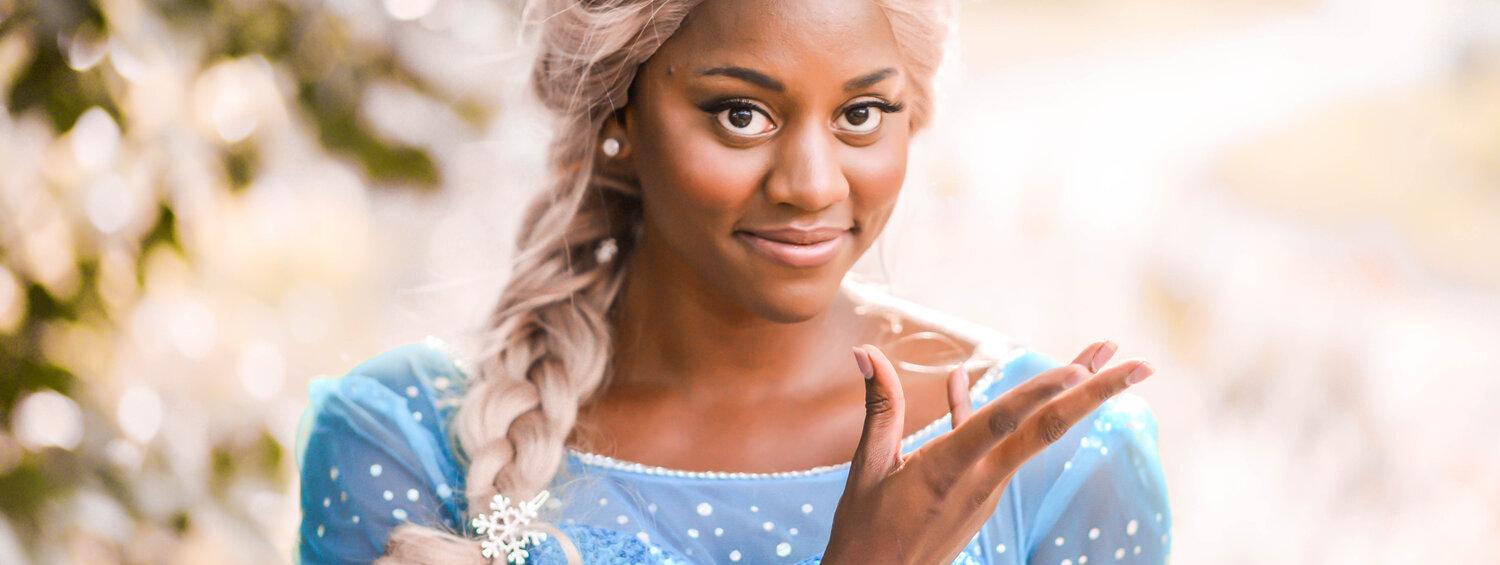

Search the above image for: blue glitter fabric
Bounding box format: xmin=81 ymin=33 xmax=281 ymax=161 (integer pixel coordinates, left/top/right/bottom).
xmin=295 ymin=339 xmax=1171 ymax=564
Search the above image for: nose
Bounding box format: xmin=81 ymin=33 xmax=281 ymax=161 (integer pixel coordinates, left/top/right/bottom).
xmin=763 ymin=122 xmax=849 ymax=211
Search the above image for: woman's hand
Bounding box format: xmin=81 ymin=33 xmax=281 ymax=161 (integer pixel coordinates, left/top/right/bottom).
xmin=823 ymin=341 xmax=1153 ymax=564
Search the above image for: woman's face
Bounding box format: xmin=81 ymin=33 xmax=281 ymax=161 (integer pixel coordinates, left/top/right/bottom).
xmin=618 ymin=0 xmax=913 ymax=324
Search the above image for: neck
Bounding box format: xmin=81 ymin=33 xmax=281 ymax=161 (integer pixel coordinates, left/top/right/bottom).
xmin=607 ymin=229 xmax=869 ymax=404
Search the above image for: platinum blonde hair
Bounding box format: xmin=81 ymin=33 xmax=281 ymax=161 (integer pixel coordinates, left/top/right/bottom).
xmin=380 ymin=0 xmax=955 ymax=562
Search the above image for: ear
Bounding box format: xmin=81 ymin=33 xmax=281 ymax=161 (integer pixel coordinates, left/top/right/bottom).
xmin=597 ymin=108 xmax=635 ymax=165
xmin=594 ymin=108 xmax=641 ymax=192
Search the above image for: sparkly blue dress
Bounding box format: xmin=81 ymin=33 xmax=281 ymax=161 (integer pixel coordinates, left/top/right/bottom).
xmin=295 ymin=338 xmax=1171 ymax=564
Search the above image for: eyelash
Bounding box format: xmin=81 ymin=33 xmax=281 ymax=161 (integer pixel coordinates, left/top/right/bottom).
xmin=699 ymin=97 xmax=906 ymax=133
xmin=702 ymin=98 xmax=770 ymax=118
xmin=846 ymin=99 xmax=906 ymax=115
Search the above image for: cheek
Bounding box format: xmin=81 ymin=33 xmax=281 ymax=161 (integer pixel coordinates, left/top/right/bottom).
xmin=636 ymin=114 xmax=765 ymax=220
xmin=845 ymin=135 xmax=909 ymax=213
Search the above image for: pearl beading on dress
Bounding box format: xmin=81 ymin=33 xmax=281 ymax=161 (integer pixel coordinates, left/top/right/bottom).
xmin=422 ymin=324 xmax=1026 ymax=481
xmin=301 ymin=334 xmax=1171 ymax=564
xmin=561 ymin=355 xmax=1017 ymax=480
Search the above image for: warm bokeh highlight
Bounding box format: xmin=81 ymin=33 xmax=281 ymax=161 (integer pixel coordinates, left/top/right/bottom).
xmin=0 ymin=0 xmax=1494 ymax=562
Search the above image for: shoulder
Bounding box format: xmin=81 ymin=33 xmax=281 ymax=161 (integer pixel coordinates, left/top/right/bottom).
xmin=295 ymin=338 xmax=475 ymax=562
xmin=857 ymin=286 xmax=1171 ymax=551
xmin=1002 ymin=353 xmax=1170 ymax=558
xmin=322 ymin=337 xmax=470 ymax=406
xmin=297 ymin=337 xmax=473 ymax=468
xmin=298 ymin=339 xmax=470 ymax=451
xmin=988 ymin=349 xmax=1168 ymax=550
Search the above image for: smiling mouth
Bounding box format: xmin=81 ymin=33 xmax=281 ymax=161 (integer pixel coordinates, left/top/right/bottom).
xmin=734 ymin=229 xmax=850 ymax=268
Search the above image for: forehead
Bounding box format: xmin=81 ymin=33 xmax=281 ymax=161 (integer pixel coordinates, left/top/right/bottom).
xmin=649 ymin=0 xmax=902 ymax=86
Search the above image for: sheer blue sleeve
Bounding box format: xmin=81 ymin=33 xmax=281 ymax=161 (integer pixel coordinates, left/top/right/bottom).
xmin=761 ymin=348 xmax=1171 ymax=565
xmin=1024 ymin=392 xmax=1172 ymax=564
xmin=295 ymin=343 xmax=469 ymax=564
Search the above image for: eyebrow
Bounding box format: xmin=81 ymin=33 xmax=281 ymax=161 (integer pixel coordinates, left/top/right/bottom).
xmin=698 ymin=66 xmax=785 ymax=92
xmin=695 ymin=65 xmax=901 ymax=94
xmin=843 ymin=67 xmax=898 ymax=91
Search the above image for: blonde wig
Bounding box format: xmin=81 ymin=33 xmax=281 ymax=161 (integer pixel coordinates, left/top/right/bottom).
xmin=380 ymin=0 xmax=956 ymax=562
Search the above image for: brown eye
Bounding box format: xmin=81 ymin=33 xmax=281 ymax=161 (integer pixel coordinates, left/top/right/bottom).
xmin=833 ymin=100 xmax=886 ymax=134
xmin=714 ymin=102 xmax=776 ymax=136
xmin=845 ymin=107 xmax=870 ymax=126
xmin=728 ymin=108 xmax=754 ymax=129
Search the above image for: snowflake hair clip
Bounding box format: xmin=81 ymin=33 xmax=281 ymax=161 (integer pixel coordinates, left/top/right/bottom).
xmin=472 ymin=490 xmax=551 ymax=564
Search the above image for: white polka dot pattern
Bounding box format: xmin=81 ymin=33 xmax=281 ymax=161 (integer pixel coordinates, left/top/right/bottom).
xmin=294 ymin=340 xmax=1171 ymax=565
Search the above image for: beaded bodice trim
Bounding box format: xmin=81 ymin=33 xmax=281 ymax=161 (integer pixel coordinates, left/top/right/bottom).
xmin=429 ymin=335 xmax=1025 ymax=480
xmin=422 ymin=279 xmax=1026 ymax=481
xmin=563 ymin=351 xmax=1022 ymax=480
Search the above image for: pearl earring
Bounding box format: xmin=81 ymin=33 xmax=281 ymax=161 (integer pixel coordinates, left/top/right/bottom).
xmin=601 ymin=137 xmax=621 ymax=158
xmin=595 ymin=237 xmax=618 ymax=264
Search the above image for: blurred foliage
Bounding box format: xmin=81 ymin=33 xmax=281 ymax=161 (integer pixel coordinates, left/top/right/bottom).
xmin=0 ymin=0 xmax=462 ymax=560
xmin=6 ymin=0 xmax=440 ymax=187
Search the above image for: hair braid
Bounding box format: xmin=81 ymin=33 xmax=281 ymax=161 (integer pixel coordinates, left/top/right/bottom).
xmin=380 ymin=1 xmax=701 ymax=562
xmin=379 ymin=1 xmax=953 ymax=562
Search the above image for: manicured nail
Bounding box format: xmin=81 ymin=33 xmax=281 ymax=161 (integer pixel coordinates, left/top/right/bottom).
xmin=1089 ymin=340 xmax=1116 ymax=372
xmin=1125 ymin=361 xmax=1154 ymax=385
xmin=949 ymin=360 xmax=969 ymax=388
xmin=852 ymin=346 xmax=874 ymax=380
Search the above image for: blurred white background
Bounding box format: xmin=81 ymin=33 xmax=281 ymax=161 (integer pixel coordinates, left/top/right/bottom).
xmin=1 ymin=0 xmax=1496 ymax=562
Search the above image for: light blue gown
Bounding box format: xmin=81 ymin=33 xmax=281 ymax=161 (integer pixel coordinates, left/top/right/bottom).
xmin=295 ymin=339 xmax=1171 ymax=564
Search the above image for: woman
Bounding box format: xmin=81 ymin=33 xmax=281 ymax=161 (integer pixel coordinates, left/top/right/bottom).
xmin=296 ymin=0 xmax=1171 ymax=563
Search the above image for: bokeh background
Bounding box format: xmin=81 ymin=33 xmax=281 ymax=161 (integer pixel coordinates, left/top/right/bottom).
xmin=1 ymin=0 xmax=1496 ymax=562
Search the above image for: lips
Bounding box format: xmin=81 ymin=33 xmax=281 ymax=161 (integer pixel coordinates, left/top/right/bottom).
xmin=741 ymin=227 xmax=847 ymax=245
xmin=734 ymin=226 xmax=850 ymax=268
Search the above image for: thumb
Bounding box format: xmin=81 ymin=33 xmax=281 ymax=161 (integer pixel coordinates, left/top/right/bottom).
xmin=849 ymin=344 xmax=906 ymax=486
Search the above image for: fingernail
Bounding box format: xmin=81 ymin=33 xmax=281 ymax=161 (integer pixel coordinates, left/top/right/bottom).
xmin=1089 ymin=340 xmax=1115 ymax=372
xmin=852 ymin=346 xmax=874 ymax=380
xmin=1125 ymin=362 xmax=1154 ymax=385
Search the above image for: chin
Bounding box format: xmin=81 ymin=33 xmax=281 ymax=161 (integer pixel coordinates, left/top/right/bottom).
xmin=738 ymin=273 xmax=845 ymax=324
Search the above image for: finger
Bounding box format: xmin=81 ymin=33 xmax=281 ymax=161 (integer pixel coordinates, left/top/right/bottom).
xmin=947 ymin=361 xmax=973 ymax=427
xmin=985 ymin=360 xmax=1154 ymax=475
xmin=848 ymin=344 xmax=907 ymax=487
xmin=1071 ymin=339 xmax=1117 ymax=372
xmin=926 ymin=360 xmax=1083 ymax=475
xmin=927 ymin=341 xmax=1111 ymax=473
